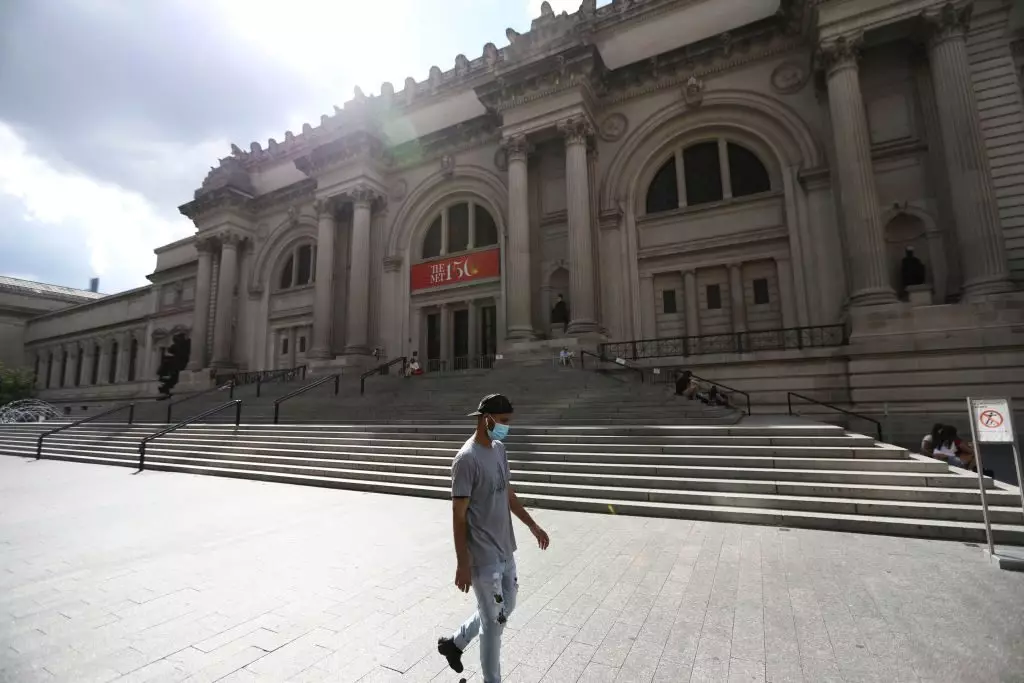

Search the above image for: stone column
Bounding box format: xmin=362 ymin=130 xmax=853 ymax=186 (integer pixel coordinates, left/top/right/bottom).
xmin=97 ymin=342 xmax=110 ymax=385
xmin=819 ymin=35 xmax=897 ymax=305
xmin=776 ymin=257 xmax=798 ymax=329
xmin=559 ymin=117 xmax=599 ymax=334
xmin=925 ymin=4 xmax=1011 ymax=298
xmin=211 ymin=234 xmax=242 ymax=367
xmin=309 ymin=199 xmax=337 ymax=358
xmin=440 ymin=303 xmax=451 ymax=370
xmin=186 ymin=238 xmax=215 ymax=370
xmin=288 ymin=327 xmax=298 ymax=369
xmin=468 ymin=300 xmax=479 ymax=361
xmin=115 ymin=333 xmax=131 ymax=384
xmin=344 ymin=187 xmax=376 ymax=355
xmin=35 ymin=353 xmax=46 ymax=390
xmin=729 ymin=264 xmax=747 ymax=333
xmin=682 ymin=270 xmax=700 ymax=338
xmin=639 ymin=274 xmax=657 ymax=339
xmin=81 ymin=345 xmax=94 ymax=388
xmin=63 ymin=345 xmax=76 ymax=388
xmin=410 ymin=306 xmax=423 ymax=357
xmin=502 ymin=135 xmax=534 ymax=340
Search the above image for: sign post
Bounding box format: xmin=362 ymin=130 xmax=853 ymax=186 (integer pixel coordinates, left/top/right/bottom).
xmin=966 ymin=398 xmax=1022 ymax=562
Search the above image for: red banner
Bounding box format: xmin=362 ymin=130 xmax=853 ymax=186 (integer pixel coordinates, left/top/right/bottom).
xmin=410 ymin=248 xmax=501 ymax=291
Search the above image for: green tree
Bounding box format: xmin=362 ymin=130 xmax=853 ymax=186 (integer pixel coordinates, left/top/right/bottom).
xmin=0 ymin=362 xmax=35 ymax=407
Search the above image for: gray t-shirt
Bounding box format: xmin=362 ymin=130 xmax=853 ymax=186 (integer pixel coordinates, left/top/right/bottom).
xmin=451 ymin=436 xmax=517 ymax=568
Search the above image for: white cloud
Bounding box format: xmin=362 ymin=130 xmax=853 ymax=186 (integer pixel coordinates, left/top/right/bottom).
xmin=0 ymin=122 xmax=195 ymax=292
xmin=526 ymin=0 xmax=582 ymax=19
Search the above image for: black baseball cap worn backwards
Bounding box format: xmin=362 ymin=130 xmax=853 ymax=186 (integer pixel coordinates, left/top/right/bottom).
xmin=469 ymin=393 xmax=514 ymax=416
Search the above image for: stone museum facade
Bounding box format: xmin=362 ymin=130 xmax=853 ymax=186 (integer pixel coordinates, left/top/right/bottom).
xmin=10 ymin=0 xmax=1024 ymax=437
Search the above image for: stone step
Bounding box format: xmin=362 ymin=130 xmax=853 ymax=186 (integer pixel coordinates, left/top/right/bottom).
xmin=31 ymin=431 xmax=891 ymax=459
xmin=20 ymin=451 xmax=1018 ymax=544
xmin=23 ymin=442 xmax=983 ymax=488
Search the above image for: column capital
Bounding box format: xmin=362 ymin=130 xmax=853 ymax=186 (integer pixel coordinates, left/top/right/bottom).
xmin=558 ymin=116 xmax=595 ymax=147
xmin=500 ymin=134 xmax=531 ymax=163
xmin=313 ymin=197 xmax=337 ymax=217
xmin=816 ymin=33 xmax=863 ymax=76
xmin=195 ymin=236 xmax=217 ymax=253
xmin=923 ymin=2 xmax=972 ymax=47
xmin=217 ymin=231 xmax=247 ymax=249
xmin=346 ymin=184 xmax=383 ymax=209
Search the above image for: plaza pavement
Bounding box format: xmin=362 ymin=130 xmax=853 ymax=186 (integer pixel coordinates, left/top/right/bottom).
xmin=1 ymin=456 xmax=1023 ymax=683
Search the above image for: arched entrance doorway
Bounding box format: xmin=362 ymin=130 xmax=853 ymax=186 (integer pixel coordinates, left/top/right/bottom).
xmin=409 ymin=198 xmax=502 ymax=371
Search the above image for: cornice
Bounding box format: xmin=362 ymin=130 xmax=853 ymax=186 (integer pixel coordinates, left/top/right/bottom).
xmin=294 ymin=130 xmax=387 ymax=177
xmin=251 ymin=178 xmax=317 ymax=214
xmin=599 ymin=26 xmax=803 ymax=106
xmin=179 ymin=186 xmax=254 ymax=221
xmin=390 ymin=115 xmax=502 ymax=171
xmin=638 ymin=224 xmax=789 ymax=260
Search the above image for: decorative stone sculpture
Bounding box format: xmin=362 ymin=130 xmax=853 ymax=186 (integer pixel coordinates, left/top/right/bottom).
xmin=484 ymin=42 xmax=499 ymax=67
xmin=599 ymin=113 xmax=628 ymax=142
xmin=684 ymin=75 xmax=705 ymax=106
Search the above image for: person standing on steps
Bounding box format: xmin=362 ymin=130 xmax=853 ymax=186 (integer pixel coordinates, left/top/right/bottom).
xmin=437 ymin=394 xmax=550 ymax=682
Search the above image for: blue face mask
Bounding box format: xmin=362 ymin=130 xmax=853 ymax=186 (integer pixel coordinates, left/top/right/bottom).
xmin=487 ymin=417 xmax=510 ymax=441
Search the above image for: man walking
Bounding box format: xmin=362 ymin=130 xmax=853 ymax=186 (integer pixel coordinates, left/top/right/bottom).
xmin=437 ymin=394 xmax=550 ymax=682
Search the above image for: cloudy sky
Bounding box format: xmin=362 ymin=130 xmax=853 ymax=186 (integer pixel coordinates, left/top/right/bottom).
xmin=0 ymin=0 xmax=601 ymax=294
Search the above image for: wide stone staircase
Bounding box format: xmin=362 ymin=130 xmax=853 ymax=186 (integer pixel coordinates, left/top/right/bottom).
xmin=2 ymin=364 xmax=1022 ymax=544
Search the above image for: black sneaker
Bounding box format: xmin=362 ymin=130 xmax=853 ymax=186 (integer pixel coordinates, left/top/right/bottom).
xmin=437 ymin=636 xmax=464 ymax=673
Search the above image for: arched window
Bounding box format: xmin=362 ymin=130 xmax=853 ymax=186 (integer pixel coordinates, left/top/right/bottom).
xmin=475 ymin=205 xmax=498 ymax=247
xmin=422 ymin=217 xmax=443 ymax=259
xmin=420 ymin=201 xmax=499 ymax=260
xmin=644 ymin=138 xmax=773 ymax=215
xmin=277 ymin=243 xmax=316 ymax=291
xmin=645 ymin=159 xmax=678 ymax=214
xmin=727 ymin=143 xmax=771 ymax=197
xmin=684 ymin=142 xmax=723 ymax=206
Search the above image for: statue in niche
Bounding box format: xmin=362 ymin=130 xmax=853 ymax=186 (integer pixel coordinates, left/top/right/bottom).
xmin=551 ymin=294 xmax=569 ymax=334
xmin=900 ymin=246 xmax=927 ymax=292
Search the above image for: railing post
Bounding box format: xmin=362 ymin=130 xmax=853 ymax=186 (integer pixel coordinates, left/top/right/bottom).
xmin=166 ymin=402 xmax=172 ymax=424
xmin=787 ymin=392 xmax=793 ymax=416
xmin=36 ymin=435 xmax=43 ymax=460
xmin=360 ymin=377 xmax=366 ymax=396
xmin=257 ymin=376 xmax=262 ymax=398
xmin=235 ymin=400 xmax=241 ymax=427
xmin=334 ymin=374 xmax=340 ymax=396
xmin=274 ymin=402 xmax=280 ymax=424
xmin=128 ymin=403 xmax=135 ymax=425
xmin=139 ymin=441 xmax=147 ymax=471
xmin=229 ymin=381 xmax=235 ymax=399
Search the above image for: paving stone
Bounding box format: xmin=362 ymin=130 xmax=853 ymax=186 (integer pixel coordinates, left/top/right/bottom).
xmin=1 ymin=459 xmax=1023 ymax=683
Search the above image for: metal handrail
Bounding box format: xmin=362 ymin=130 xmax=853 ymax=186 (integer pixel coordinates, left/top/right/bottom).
xmin=36 ymin=402 xmax=136 ymax=459
xmin=256 ymin=365 xmax=307 ymax=398
xmin=690 ymin=373 xmax=751 ymax=416
xmin=139 ymin=400 xmax=241 ymax=471
xmin=167 ymin=380 xmax=234 ymax=423
xmin=787 ymin=392 xmax=883 ymax=442
xmin=360 ymin=357 xmax=407 ymax=395
xmin=273 ymin=374 xmax=340 ymax=424
xmin=579 ymin=350 xmax=645 ymax=383
xmin=600 ymin=324 xmax=848 ymax=360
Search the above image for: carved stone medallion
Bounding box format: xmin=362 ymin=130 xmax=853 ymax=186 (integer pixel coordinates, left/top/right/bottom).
xmin=494 ymin=147 xmax=509 ymax=172
xmin=598 ymin=113 xmax=628 ymax=142
xmin=390 ymin=179 xmax=408 ymax=202
xmin=771 ymin=61 xmax=809 ymax=94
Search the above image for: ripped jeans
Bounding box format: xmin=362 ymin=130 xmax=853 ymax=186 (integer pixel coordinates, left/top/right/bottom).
xmin=453 ymin=559 xmax=518 ymax=683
